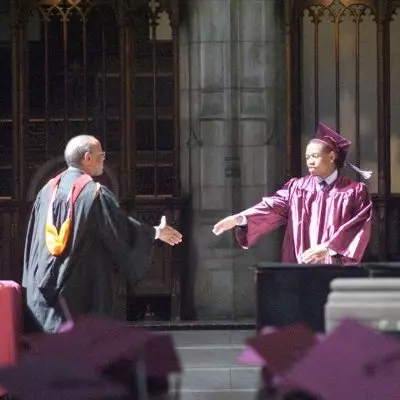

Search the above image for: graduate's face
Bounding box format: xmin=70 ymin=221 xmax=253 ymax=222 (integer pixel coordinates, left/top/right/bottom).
xmin=82 ymin=141 xmax=105 ymax=176
xmin=305 ymin=141 xmax=336 ymax=178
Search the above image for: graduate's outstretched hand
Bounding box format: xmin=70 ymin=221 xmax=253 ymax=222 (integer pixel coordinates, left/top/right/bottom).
xmin=158 ymin=215 xmax=183 ymax=246
xmin=212 ymin=215 xmax=238 ymax=236
xmin=301 ymin=245 xmax=329 ymax=264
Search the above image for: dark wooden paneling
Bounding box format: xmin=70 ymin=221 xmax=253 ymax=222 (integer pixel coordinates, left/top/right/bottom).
xmin=254 ymin=262 xmax=400 ymax=332
xmin=0 ymin=201 xmax=31 ymax=283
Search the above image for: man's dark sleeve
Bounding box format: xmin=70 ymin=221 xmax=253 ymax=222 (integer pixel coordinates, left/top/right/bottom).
xmin=94 ymin=186 xmax=155 ymax=283
xmin=23 ymin=192 xmax=42 ymax=288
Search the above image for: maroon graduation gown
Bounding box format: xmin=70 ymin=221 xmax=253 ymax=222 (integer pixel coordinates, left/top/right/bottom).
xmin=235 ymin=174 xmax=372 ymax=264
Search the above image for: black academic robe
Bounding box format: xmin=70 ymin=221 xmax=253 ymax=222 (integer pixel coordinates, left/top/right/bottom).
xmin=22 ymin=169 xmax=155 ymax=333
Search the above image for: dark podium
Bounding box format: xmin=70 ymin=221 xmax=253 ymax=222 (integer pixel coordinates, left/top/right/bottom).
xmin=253 ymin=262 xmax=400 ymax=332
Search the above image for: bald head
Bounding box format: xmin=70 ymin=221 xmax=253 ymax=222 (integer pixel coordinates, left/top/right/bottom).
xmin=64 ymin=135 xmax=105 ymax=176
xmin=64 ymin=135 xmax=98 ymax=168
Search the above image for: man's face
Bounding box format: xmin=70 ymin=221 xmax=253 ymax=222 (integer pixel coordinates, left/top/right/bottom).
xmin=82 ymin=141 xmax=105 ymax=176
xmin=305 ymin=141 xmax=336 ymax=178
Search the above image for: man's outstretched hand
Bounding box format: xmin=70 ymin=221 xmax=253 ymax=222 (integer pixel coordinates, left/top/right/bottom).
xmin=158 ymin=216 xmax=183 ymax=246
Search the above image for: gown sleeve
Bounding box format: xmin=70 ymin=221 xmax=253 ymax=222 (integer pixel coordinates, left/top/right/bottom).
xmin=94 ymin=186 xmax=156 ymax=283
xmin=325 ymin=183 xmax=372 ymax=263
xmin=235 ymin=178 xmax=295 ymax=249
xmin=22 ymin=192 xmax=42 ymax=288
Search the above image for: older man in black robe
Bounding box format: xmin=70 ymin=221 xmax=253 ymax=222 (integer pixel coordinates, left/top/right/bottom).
xmin=23 ymin=135 xmax=182 ymax=332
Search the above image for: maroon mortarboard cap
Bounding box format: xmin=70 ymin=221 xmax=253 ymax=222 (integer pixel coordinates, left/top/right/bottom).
xmin=313 ymin=123 xmax=351 ymax=157
xmin=285 ymin=319 xmax=400 ymax=400
xmin=238 ymin=326 xmax=325 ymax=368
xmin=26 ymin=315 xmax=181 ymax=376
xmin=0 ymin=356 xmax=127 ymax=400
xmin=27 ymin=315 xmax=152 ymax=368
xmin=144 ymin=333 xmax=181 ymax=377
xmin=312 ymin=123 xmax=372 ymax=179
xmin=238 ymin=327 xmax=277 ymax=367
xmin=243 ymin=324 xmax=317 ymax=374
xmin=237 ymin=346 xmax=265 ymax=366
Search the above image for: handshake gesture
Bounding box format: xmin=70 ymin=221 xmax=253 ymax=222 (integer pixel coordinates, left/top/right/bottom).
xmin=157 ymin=216 xmax=183 ymax=246
xmin=212 ymin=213 xmax=331 ymax=264
xmin=156 ymin=213 xmax=238 ymax=245
xmin=156 ymin=213 xmax=239 ymax=244
xmin=212 ymin=214 xmax=242 ymax=236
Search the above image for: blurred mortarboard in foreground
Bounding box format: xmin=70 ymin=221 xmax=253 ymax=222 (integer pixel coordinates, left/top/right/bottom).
xmin=238 ymin=324 xmax=321 ymax=395
xmin=240 ymin=324 xmax=317 ymax=374
xmin=285 ymin=319 xmax=400 ymax=400
xmin=0 ymin=356 xmax=127 ymax=400
xmin=26 ymin=315 xmax=181 ymax=376
xmin=25 ymin=314 xmax=181 ymax=399
xmin=237 ymin=326 xmax=277 ymax=367
xmin=142 ymin=332 xmax=181 ymax=378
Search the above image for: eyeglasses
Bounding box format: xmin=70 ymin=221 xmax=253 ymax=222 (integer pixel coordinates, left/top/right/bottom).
xmin=90 ymin=151 xmax=106 ymax=158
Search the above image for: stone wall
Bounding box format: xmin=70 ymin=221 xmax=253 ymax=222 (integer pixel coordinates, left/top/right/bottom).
xmin=179 ymin=0 xmax=286 ymax=319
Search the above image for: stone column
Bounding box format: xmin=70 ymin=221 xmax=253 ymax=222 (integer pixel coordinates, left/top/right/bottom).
xmin=180 ymin=0 xmax=285 ymax=319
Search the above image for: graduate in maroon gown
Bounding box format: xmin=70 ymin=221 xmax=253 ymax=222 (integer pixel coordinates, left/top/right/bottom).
xmin=213 ymin=123 xmax=373 ymax=265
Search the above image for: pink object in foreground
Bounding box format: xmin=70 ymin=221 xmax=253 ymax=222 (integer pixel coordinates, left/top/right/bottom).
xmin=238 ymin=324 xmax=325 ymax=392
xmin=27 ymin=314 xmax=181 ymax=377
xmin=286 ymin=319 xmax=400 ymax=400
xmin=0 ymin=356 xmax=128 ymax=400
xmin=0 ymin=314 xmax=181 ymax=399
xmin=0 ymin=281 xmax=22 ymax=397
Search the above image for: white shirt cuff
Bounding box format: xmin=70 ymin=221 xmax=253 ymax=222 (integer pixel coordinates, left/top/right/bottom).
xmin=154 ymin=226 xmax=160 ymax=240
xmin=236 ymin=214 xmax=247 ymax=226
xmin=328 ymin=248 xmax=337 ymax=256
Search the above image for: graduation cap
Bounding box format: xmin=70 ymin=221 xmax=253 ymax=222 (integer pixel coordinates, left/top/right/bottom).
xmin=24 ymin=314 xmax=181 ymax=398
xmin=0 ymin=356 xmax=128 ymax=400
xmin=285 ymin=319 xmax=400 ymax=400
xmin=237 ymin=326 xmax=277 ymax=367
xmin=240 ymin=324 xmax=318 ymax=373
xmin=312 ymin=123 xmax=372 ymax=179
xmin=314 ymin=123 xmax=351 ymax=159
xmin=238 ymin=324 xmax=322 ymax=394
xmin=27 ymin=315 xmax=181 ymax=375
xmin=142 ymin=332 xmax=181 ymax=378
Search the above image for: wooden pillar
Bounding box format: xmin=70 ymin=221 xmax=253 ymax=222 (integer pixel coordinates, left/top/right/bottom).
xmin=124 ymin=23 xmax=134 ymax=198
xmin=284 ymin=0 xmax=294 ymax=178
xmin=376 ymin=0 xmax=391 ymax=260
xmin=284 ymin=0 xmax=302 ymax=178
xmin=171 ymin=0 xmax=181 ymax=198
xmin=11 ymin=0 xmax=26 ymax=199
xmin=118 ymin=11 xmax=129 ymax=199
